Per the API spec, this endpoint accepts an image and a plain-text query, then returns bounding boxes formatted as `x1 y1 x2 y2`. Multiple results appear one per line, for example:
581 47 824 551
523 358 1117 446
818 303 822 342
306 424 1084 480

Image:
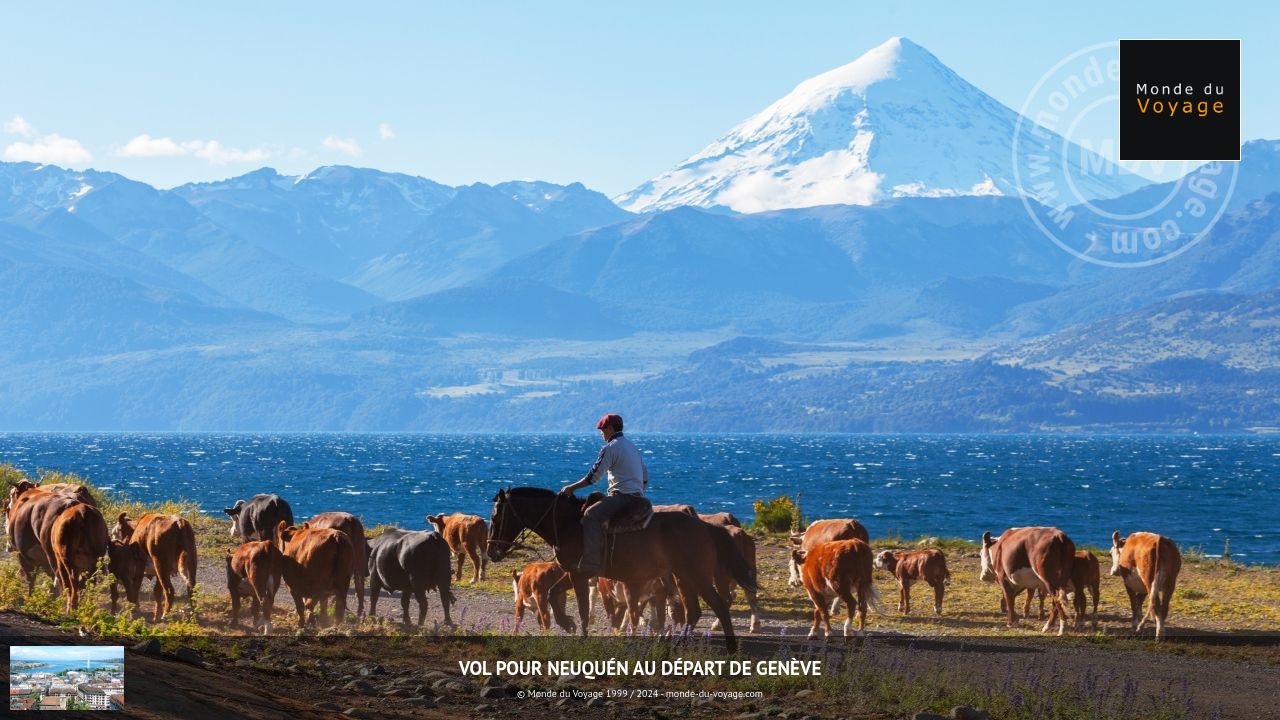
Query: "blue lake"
1 433 1275 563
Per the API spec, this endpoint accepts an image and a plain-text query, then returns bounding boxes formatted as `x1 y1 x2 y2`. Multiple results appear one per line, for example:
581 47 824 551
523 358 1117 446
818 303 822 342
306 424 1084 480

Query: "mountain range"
1 37 1279 431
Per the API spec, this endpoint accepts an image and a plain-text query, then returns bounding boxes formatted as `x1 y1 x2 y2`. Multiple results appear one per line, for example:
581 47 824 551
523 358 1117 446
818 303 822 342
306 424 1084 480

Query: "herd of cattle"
2 480 1184 641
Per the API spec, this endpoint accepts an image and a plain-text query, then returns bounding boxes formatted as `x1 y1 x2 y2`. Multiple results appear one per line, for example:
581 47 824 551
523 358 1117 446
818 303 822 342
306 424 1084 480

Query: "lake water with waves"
1 433 1275 563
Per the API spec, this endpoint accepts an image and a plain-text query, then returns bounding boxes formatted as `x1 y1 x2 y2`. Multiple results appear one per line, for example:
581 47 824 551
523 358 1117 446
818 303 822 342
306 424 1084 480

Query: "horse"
485 487 756 652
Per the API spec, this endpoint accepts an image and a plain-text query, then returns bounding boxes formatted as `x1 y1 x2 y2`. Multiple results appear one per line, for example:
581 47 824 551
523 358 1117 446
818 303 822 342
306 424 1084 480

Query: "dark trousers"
581 492 648 568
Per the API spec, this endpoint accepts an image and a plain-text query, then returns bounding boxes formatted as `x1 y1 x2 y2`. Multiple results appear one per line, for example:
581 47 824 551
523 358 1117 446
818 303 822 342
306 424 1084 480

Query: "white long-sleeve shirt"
581 433 649 495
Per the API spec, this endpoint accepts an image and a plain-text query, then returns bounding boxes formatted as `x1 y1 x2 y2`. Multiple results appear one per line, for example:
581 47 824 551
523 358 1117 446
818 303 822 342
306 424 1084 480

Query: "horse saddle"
584 492 654 535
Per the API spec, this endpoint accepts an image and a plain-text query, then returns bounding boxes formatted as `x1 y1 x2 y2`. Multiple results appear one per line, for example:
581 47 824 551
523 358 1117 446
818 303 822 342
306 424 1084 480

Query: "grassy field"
3 466 1278 719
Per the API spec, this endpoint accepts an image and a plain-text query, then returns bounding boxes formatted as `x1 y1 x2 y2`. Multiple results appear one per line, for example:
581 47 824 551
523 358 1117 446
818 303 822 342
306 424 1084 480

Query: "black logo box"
1120 39 1240 161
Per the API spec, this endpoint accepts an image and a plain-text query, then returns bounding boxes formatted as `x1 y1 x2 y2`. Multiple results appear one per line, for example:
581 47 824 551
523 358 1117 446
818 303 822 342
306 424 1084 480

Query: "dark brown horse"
485 487 756 652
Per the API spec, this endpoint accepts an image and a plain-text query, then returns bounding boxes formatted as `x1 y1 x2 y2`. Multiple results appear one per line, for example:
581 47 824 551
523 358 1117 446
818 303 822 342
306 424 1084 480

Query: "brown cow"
1110 530 1182 640
427 513 487 583
276 520 353 627
979 527 1075 635
4 482 94 555
873 549 950 615
651 503 698 516
698 512 742 528
512 561 576 632
308 511 369 618
112 513 198 621
789 519 869 587
6 491 84 594
49 503 109 612
226 540 283 634
792 539 881 639
1003 550 1102 631
708 524 762 633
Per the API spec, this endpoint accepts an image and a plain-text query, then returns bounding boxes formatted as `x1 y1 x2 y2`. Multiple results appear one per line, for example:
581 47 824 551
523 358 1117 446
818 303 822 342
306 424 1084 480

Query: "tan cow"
427 512 487 583
789 519 869 587
1110 530 1182 640
276 520 353 627
307 511 369 618
873 549 950 615
49 503 109 612
979 527 1075 635
698 512 742 528
792 539 881 639
511 561 576 632
112 513 198 621
226 540 284 634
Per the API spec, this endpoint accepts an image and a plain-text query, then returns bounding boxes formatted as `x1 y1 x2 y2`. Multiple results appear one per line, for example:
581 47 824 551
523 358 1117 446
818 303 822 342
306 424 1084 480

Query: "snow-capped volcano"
616 37 1147 213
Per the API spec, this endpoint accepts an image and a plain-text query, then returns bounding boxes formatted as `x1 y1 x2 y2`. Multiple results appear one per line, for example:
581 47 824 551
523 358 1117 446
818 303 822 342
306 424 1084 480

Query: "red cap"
595 413 623 432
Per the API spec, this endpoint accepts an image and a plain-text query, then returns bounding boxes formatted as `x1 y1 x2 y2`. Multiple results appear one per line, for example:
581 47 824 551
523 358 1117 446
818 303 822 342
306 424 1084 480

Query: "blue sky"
2 1 1275 193
10 645 124 663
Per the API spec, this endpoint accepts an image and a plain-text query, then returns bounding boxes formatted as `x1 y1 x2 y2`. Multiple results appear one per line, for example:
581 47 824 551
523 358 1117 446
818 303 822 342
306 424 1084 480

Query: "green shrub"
750 494 802 534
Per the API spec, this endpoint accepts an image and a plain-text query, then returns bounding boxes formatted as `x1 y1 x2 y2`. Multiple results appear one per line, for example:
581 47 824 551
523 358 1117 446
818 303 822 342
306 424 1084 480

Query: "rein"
493 491 570 564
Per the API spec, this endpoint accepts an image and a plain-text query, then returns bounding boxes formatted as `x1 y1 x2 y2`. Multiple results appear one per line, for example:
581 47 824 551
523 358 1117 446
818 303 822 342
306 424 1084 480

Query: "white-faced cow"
789 519 869 587
1110 530 1182 640
225 494 294 542
873 548 950 615
426 513 487 583
791 539 881 640
979 526 1075 635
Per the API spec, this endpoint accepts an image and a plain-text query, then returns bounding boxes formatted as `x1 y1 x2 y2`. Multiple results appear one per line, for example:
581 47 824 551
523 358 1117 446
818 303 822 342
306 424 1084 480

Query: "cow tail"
711 525 757 594
865 582 887 616
1147 537 1164 624
177 518 198 591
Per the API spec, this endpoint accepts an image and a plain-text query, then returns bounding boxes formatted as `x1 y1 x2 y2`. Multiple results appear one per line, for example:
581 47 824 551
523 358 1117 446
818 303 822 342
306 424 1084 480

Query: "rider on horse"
559 413 649 576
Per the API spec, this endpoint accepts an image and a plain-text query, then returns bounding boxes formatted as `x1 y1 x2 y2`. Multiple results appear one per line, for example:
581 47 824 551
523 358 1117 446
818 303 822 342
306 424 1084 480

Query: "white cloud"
119 134 187 157
322 135 362 157
4 114 34 137
117 134 270 165
3 133 92 166
378 122 395 141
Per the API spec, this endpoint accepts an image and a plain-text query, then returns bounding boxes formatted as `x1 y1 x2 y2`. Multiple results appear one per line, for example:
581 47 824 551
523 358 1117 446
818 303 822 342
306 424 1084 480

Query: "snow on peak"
616 37 1145 213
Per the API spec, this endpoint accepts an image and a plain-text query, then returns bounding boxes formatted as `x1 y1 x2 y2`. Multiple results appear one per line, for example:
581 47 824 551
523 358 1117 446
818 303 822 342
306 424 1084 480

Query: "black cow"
223 494 293 542
367 528 454 626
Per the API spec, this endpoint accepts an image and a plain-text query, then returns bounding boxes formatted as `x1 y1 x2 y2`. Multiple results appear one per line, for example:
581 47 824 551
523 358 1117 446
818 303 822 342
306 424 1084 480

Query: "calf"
512 561 576 632
226 540 283 634
107 540 146 613
367 527 454 626
112 513 198 621
427 512 487 583
591 576 671 634
792 539 880 639
224 494 293 541
979 527 1075 635
789 518 869 587
277 520 353 628
873 549 950 615
1110 530 1182 640
651 503 698 517
49 503 109 612
308 511 369 618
